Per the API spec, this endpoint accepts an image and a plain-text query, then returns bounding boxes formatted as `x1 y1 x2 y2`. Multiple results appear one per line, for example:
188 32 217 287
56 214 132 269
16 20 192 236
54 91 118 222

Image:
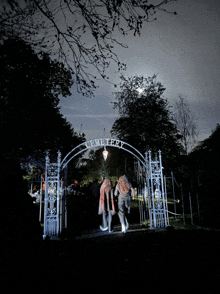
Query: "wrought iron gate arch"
60 138 147 171
43 138 169 239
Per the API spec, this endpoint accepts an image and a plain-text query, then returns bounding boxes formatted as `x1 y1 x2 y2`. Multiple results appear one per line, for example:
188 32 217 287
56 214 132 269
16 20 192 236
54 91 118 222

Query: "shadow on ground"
2 197 220 293
2 228 220 292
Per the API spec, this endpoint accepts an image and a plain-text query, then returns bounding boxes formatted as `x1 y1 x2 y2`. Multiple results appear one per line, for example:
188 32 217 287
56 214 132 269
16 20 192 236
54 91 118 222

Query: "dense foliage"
188 124 220 199
111 75 183 173
0 38 85 165
0 38 86 239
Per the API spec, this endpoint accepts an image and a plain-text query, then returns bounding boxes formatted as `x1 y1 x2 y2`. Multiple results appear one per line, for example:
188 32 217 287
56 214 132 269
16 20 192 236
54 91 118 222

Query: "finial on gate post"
58 150 61 160
45 150 50 164
145 151 148 164
158 150 163 170
158 150 162 161
58 150 61 169
148 150 151 161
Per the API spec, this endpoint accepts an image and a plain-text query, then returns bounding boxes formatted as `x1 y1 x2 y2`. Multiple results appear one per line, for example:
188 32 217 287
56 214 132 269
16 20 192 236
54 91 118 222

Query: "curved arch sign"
61 137 147 170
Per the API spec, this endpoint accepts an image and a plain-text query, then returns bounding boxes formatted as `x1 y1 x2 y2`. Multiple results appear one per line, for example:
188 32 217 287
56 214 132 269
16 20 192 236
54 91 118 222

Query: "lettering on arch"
84 138 124 149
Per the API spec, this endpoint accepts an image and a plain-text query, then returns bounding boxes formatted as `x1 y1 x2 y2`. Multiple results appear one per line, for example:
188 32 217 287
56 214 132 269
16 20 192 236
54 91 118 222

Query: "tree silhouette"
173 95 198 155
189 124 220 198
0 38 85 165
111 75 182 172
186 124 220 228
0 0 177 96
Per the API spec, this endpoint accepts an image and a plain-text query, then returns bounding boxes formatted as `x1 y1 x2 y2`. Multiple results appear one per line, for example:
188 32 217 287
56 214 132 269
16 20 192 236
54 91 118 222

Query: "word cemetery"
84 138 125 149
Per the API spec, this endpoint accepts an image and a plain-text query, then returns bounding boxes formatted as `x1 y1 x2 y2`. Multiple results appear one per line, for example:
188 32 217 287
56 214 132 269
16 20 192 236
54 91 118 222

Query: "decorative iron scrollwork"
48 164 59 177
155 202 163 209
47 188 57 216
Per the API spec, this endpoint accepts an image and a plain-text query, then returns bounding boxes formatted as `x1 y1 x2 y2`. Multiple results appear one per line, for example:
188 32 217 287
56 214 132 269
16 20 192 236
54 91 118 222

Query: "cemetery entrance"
43 138 169 239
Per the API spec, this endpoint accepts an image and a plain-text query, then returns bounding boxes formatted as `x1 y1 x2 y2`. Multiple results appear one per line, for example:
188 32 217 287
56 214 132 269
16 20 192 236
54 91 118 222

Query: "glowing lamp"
102 147 108 160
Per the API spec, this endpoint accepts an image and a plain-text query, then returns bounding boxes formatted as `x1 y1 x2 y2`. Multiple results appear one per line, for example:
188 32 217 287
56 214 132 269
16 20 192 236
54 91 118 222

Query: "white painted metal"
147 151 168 229
43 139 168 238
43 151 61 239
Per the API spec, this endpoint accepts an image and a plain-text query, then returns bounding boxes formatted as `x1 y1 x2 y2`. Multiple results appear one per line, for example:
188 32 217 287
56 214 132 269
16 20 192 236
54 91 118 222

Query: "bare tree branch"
0 0 177 96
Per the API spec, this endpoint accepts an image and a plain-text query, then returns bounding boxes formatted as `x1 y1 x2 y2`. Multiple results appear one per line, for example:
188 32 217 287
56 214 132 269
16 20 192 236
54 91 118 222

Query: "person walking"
98 178 115 232
114 176 132 233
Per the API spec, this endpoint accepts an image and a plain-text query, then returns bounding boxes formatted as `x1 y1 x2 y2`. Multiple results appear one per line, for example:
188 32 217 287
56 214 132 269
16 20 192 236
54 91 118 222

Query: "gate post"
56 151 61 236
43 151 61 239
148 150 168 229
43 152 49 239
159 150 167 228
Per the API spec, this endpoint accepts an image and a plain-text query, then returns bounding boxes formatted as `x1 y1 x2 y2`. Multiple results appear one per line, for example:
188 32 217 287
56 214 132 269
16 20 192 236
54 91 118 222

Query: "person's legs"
118 200 126 232
125 216 129 230
103 211 108 228
108 211 112 232
100 211 108 231
125 197 130 229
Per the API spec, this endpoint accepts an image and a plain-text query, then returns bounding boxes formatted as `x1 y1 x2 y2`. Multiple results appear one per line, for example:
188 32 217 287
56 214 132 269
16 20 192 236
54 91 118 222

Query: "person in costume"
98 178 115 232
114 176 132 233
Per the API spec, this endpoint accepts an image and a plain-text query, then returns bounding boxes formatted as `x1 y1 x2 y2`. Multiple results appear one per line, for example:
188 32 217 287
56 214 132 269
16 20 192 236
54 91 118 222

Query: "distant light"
137 88 143 94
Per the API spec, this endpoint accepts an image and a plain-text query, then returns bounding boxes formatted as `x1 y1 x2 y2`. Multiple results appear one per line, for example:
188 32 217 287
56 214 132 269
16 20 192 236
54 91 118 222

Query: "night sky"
59 0 220 145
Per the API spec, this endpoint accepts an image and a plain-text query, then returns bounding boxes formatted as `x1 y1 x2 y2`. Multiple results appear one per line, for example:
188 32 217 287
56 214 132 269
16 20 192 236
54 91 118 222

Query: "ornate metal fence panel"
147 151 168 229
43 151 61 239
135 150 168 229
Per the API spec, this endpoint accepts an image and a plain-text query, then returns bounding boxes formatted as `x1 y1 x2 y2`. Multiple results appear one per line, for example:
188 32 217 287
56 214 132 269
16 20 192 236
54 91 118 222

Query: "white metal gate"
135 150 168 229
43 138 168 238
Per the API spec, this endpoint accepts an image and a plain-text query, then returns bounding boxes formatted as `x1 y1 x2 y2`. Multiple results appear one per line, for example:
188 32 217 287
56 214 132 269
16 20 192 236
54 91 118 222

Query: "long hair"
117 176 131 194
99 178 115 214
101 178 111 193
